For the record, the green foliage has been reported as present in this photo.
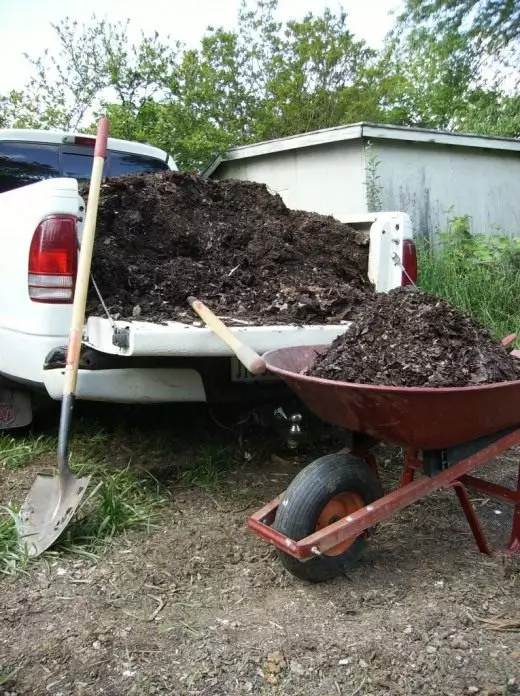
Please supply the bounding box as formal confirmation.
[179,444,239,489]
[417,215,520,339]
[455,90,520,137]
[364,141,383,212]
[375,25,480,130]
[1,0,519,170]
[0,427,166,574]
[403,0,520,52]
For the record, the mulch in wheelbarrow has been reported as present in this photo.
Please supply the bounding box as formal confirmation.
[307,287,520,387]
[82,171,372,325]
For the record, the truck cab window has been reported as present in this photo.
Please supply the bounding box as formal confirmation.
[0,143,60,193]
[62,151,94,183]
[62,149,169,181]
[108,152,169,177]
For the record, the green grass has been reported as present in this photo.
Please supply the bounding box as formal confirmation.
[0,424,168,575]
[0,410,245,574]
[0,667,19,687]
[0,434,55,469]
[178,443,239,489]
[416,234,520,341]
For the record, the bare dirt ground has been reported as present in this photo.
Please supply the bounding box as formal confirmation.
[1,405,519,696]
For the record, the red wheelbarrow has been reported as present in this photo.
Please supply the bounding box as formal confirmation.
[189,298,520,583]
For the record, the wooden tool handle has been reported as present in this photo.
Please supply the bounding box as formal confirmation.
[64,116,109,396]
[501,333,517,348]
[188,296,267,375]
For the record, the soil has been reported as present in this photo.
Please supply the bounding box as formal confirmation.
[82,171,372,326]
[1,405,520,696]
[308,287,520,387]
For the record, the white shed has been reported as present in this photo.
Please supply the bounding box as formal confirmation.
[203,123,520,238]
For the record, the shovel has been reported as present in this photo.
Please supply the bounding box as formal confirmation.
[187,296,267,375]
[16,116,109,557]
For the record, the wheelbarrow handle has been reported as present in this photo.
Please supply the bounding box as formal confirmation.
[188,296,267,376]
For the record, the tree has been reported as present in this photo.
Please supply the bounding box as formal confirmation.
[0,0,387,169]
[4,16,178,131]
[403,1,520,52]
[373,25,480,130]
[5,0,516,171]
[397,0,520,137]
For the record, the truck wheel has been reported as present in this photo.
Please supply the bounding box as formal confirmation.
[273,453,381,583]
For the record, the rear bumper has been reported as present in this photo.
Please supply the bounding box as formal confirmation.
[0,328,291,404]
[43,366,207,403]
[42,346,290,404]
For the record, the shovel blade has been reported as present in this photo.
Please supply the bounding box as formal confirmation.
[16,473,91,557]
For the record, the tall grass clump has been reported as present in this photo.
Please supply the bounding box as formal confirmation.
[417,214,520,340]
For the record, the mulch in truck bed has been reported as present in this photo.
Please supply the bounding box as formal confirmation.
[83,171,372,325]
[307,287,520,387]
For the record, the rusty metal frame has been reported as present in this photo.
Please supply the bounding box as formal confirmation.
[248,428,520,561]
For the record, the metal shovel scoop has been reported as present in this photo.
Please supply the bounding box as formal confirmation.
[16,117,109,557]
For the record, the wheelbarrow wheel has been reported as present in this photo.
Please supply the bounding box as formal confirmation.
[273,453,382,583]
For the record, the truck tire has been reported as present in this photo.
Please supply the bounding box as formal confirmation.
[273,453,381,583]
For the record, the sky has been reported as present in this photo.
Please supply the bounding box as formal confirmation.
[0,0,403,94]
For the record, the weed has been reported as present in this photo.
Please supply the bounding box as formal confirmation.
[417,215,520,340]
[0,434,54,469]
[0,667,19,686]
[0,506,28,576]
[53,461,165,553]
[0,424,168,573]
[179,444,239,489]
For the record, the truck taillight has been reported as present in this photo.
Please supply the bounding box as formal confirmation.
[401,239,418,286]
[28,215,78,303]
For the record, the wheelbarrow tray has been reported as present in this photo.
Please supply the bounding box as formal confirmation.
[263,345,520,450]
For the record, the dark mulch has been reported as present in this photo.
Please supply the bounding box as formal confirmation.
[307,287,520,387]
[82,171,372,325]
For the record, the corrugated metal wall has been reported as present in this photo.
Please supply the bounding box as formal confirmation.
[213,140,367,218]
[375,141,520,238]
[211,134,520,237]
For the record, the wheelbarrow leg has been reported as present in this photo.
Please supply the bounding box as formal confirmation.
[508,462,520,553]
[400,451,421,487]
[452,481,493,555]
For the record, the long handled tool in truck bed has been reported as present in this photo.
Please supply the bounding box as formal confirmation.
[16,117,109,557]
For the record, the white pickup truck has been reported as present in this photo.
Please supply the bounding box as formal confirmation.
[0,128,417,430]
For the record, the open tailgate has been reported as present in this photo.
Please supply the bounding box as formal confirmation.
[84,317,350,357]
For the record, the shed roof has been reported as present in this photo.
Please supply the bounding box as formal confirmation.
[203,122,520,177]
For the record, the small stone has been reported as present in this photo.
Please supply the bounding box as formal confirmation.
[426,645,437,655]
[338,658,350,666]
[92,640,101,650]
[290,661,305,675]
[450,636,469,650]
[467,688,479,694]
[359,659,368,668]
[404,625,413,634]
[132,305,141,317]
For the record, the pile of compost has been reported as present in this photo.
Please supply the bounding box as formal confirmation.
[307,287,520,387]
[83,171,372,325]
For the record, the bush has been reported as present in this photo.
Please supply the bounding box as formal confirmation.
[417,214,520,340]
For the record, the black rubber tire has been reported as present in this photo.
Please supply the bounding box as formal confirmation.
[273,453,382,583]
